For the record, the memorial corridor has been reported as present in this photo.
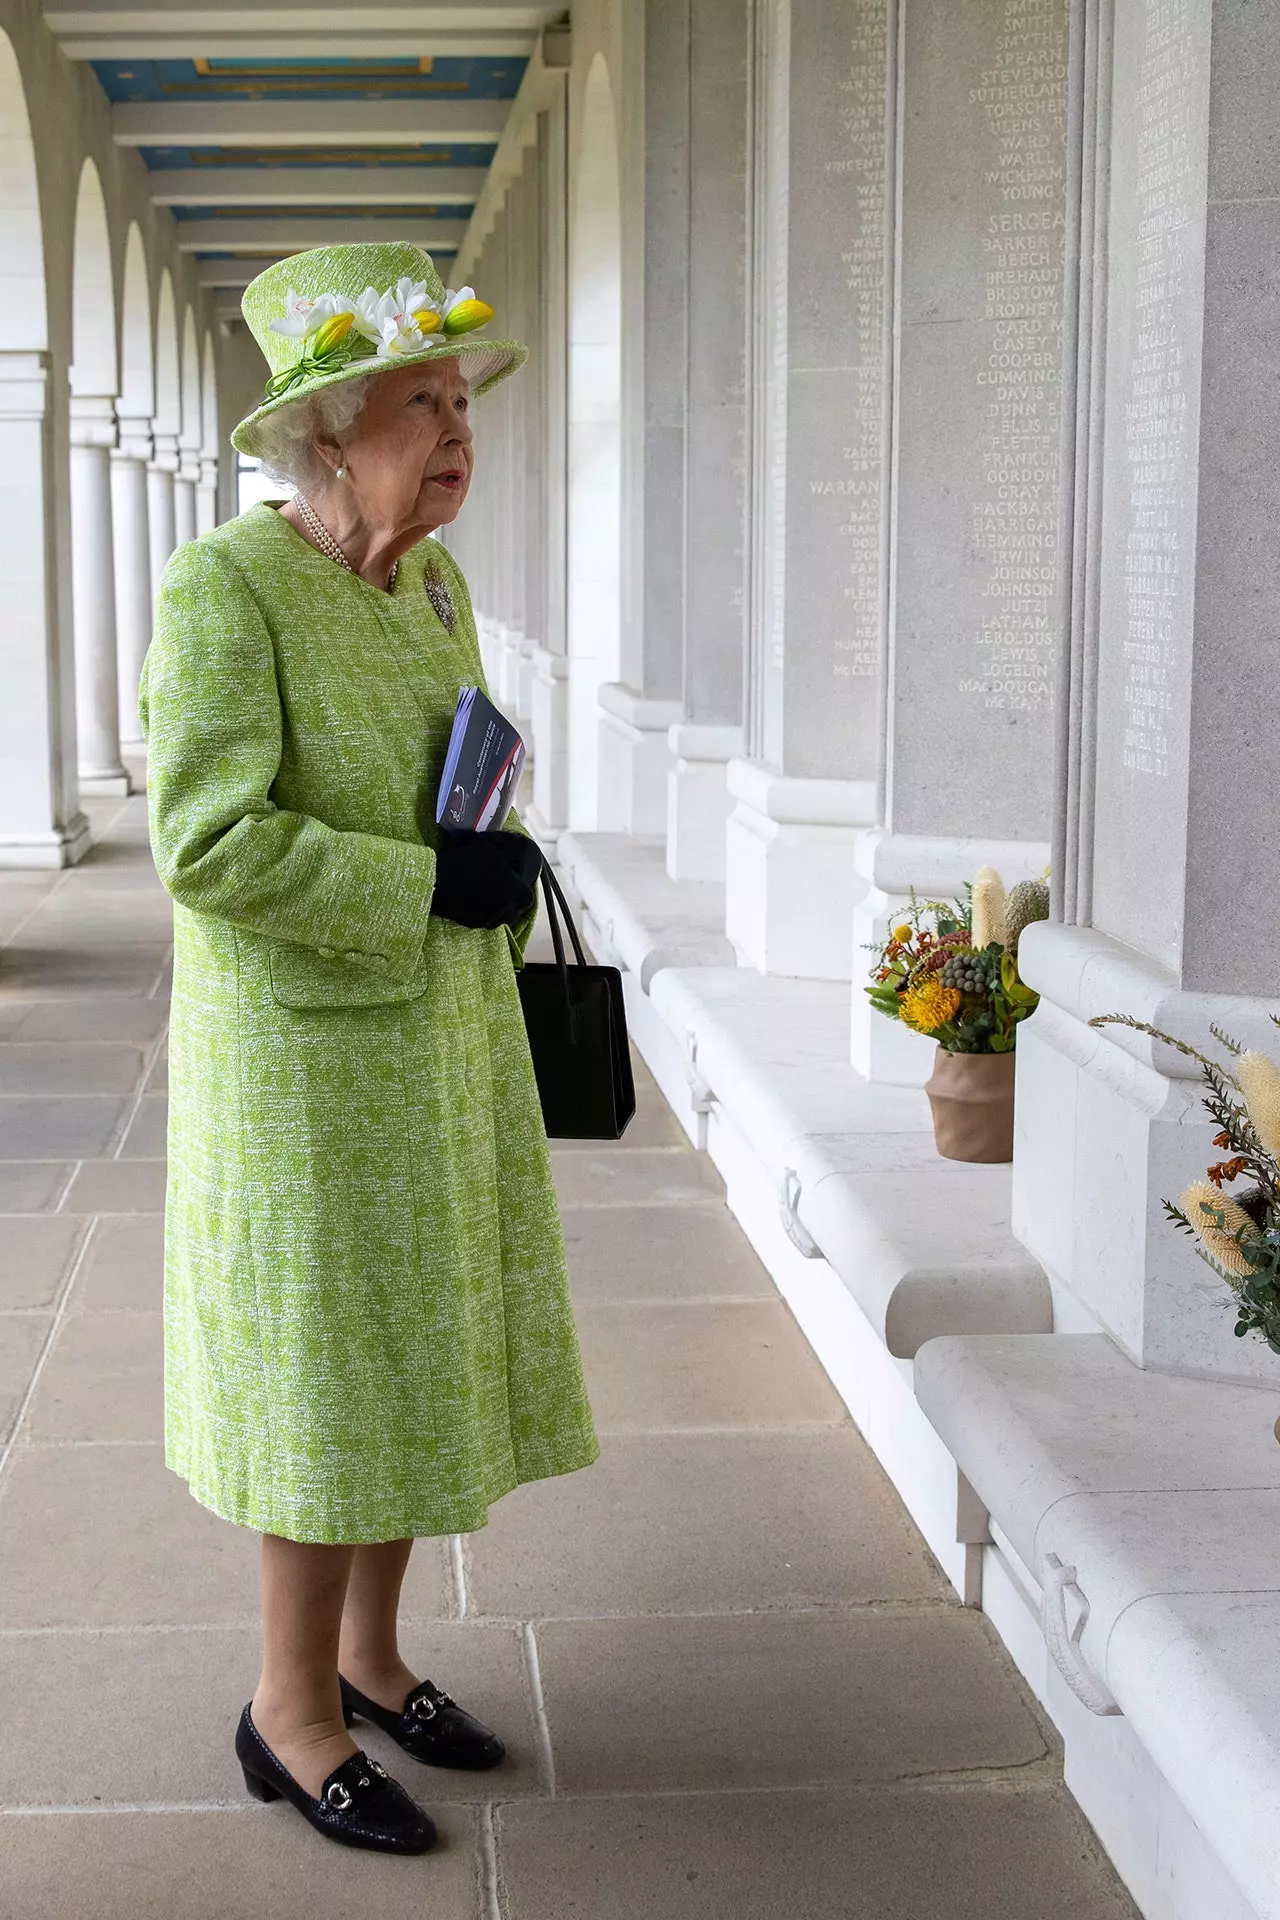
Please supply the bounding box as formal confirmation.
[1,2,1278,1916]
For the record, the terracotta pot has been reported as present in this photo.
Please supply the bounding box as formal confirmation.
[925,1046,1016,1163]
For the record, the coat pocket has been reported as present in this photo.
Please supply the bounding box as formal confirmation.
[267,940,431,1011]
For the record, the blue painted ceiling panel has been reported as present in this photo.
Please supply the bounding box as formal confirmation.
[94,56,526,103]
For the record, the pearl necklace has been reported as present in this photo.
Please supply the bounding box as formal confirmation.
[293,491,399,592]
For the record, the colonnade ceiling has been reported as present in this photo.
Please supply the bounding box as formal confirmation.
[42,0,570,324]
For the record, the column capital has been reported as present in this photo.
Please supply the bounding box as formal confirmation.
[149,431,180,475]
[113,413,152,464]
[177,444,202,485]
[69,392,118,451]
[0,350,49,422]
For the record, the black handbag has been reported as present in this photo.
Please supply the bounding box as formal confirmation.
[517,861,636,1140]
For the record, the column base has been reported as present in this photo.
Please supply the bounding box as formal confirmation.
[79,770,133,798]
[666,724,743,883]
[1014,922,1280,1385]
[596,684,682,834]
[529,647,570,834]
[724,759,876,979]
[849,831,1052,1084]
[0,813,93,869]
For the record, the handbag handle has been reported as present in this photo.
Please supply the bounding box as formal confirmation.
[536,857,590,972]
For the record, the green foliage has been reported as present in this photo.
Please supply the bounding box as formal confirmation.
[864,889,1040,1056]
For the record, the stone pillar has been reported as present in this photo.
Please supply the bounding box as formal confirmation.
[847,0,1066,1071]
[147,432,179,606]
[173,450,199,549]
[196,455,218,536]
[69,396,129,795]
[1013,0,1280,1385]
[0,352,90,866]
[726,0,891,975]
[111,417,153,751]
[663,0,751,882]
[528,99,573,840]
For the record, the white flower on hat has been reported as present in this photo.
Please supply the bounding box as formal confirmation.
[353,276,446,356]
[269,288,356,339]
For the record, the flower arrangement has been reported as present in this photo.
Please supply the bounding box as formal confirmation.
[264,277,496,399]
[865,868,1049,1054]
[1090,1014,1280,1352]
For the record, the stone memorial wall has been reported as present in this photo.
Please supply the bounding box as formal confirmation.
[754,0,890,780]
[1091,0,1208,972]
[888,0,1067,840]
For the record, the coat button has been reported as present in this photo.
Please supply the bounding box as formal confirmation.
[318,946,335,958]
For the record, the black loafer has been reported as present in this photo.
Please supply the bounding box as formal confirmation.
[339,1674,505,1771]
[235,1703,437,1854]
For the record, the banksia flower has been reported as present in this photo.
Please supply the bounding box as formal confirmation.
[900,979,962,1035]
[1238,1051,1280,1159]
[971,867,1007,950]
[1180,1181,1257,1277]
[1004,878,1050,957]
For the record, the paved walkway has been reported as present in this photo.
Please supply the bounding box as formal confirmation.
[0,793,1136,1919]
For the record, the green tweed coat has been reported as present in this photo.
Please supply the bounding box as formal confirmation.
[138,501,599,1544]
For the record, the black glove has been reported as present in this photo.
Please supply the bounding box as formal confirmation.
[432,830,543,931]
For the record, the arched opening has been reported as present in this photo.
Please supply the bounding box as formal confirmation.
[147,269,181,600]
[566,51,622,829]
[119,223,153,425]
[69,157,126,788]
[174,304,201,544]
[114,223,154,751]
[198,329,219,534]
[0,33,80,860]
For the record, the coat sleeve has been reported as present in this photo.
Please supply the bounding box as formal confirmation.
[138,538,437,985]
[431,539,542,968]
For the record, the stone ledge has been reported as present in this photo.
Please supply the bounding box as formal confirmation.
[915,1331,1280,1920]
[557,832,735,990]
[648,968,1051,1359]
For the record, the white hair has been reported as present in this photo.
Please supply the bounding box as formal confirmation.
[253,373,380,491]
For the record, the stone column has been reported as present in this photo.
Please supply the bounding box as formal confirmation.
[664,0,750,882]
[196,455,218,536]
[0,352,90,866]
[529,98,572,837]
[726,0,892,975]
[847,0,1066,1073]
[1013,0,1280,1385]
[173,448,199,549]
[147,432,179,606]
[69,396,129,795]
[111,416,153,752]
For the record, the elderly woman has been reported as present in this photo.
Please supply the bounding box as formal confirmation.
[138,244,599,1857]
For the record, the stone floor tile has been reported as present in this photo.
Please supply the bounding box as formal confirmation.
[0,1806,482,1920]
[145,1041,168,1091]
[463,1431,945,1619]
[118,1093,169,1159]
[0,1447,451,1631]
[0,1622,538,1807]
[534,1610,1047,1793]
[0,1043,147,1096]
[0,1096,129,1159]
[61,1159,166,1213]
[574,1301,848,1431]
[0,1315,49,1441]
[562,1203,773,1303]
[494,1784,1137,1920]
[0,1001,168,1044]
[0,1162,73,1213]
[21,1311,162,1443]
[0,947,170,997]
[72,1215,164,1312]
[19,892,176,946]
[0,1216,90,1310]
[552,1147,724,1209]
[0,1445,262,1628]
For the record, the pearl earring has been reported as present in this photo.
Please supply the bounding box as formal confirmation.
[335,464,347,480]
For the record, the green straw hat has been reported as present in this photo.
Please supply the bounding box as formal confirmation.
[230,242,527,459]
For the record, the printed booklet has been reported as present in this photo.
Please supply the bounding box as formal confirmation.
[436,686,526,833]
